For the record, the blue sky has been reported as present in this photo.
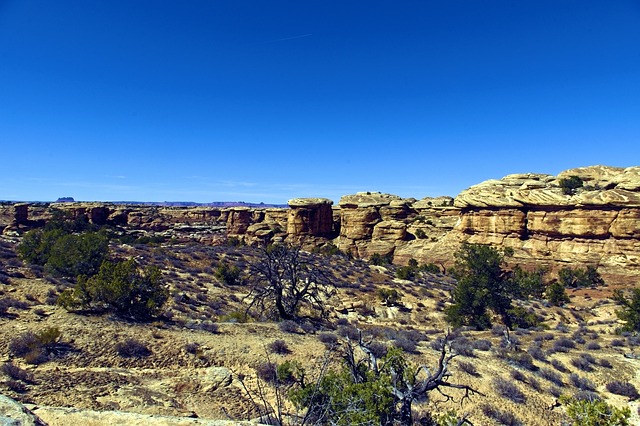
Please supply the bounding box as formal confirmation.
[1,1,639,203]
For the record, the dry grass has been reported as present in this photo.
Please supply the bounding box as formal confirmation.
[0,234,639,425]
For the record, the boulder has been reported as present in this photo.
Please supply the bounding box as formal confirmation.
[0,394,48,426]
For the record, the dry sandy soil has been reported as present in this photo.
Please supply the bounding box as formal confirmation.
[1,236,639,425]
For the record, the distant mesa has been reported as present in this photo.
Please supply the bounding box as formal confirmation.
[56,197,75,203]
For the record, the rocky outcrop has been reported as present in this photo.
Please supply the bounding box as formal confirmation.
[0,394,48,425]
[336,192,458,260]
[4,165,639,284]
[449,165,640,283]
[287,198,333,237]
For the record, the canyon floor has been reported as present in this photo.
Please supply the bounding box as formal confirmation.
[1,236,639,425]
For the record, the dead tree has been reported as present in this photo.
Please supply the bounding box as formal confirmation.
[245,244,336,321]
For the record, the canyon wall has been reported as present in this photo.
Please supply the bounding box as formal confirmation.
[2,165,639,283]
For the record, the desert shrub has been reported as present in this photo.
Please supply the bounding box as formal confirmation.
[214,262,241,286]
[558,175,584,195]
[599,358,612,368]
[527,345,547,362]
[569,373,596,391]
[369,252,392,266]
[606,381,640,399]
[451,338,475,357]
[337,324,360,340]
[457,360,479,376]
[115,339,151,357]
[1,362,34,383]
[0,297,30,316]
[613,288,640,333]
[318,332,338,348]
[256,361,277,384]
[481,404,523,426]
[561,395,630,425]
[558,265,604,289]
[58,258,167,320]
[199,321,219,333]
[546,282,570,306]
[585,341,601,350]
[184,342,200,354]
[268,339,291,355]
[377,288,402,306]
[493,377,526,403]
[611,338,625,347]
[510,369,526,382]
[553,337,575,352]
[5,379,27,393]
[571,356,594,372]
[534,332,555,342]
[472,339,492,351]
[393,337,417,354]
[279,320,300,334]
[506,352,537,371]
[550,358,569,373]
[539,367,564,387]
[9,327,62,364]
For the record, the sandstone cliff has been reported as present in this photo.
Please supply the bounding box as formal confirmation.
[3,165,639,284]
[449,165,640,283]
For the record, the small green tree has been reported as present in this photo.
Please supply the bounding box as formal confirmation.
[214,262,241,285]
[510,265,547,299]
[558,266,604,288]
[377,288,402,306]
[289,332,476,426]
[59,258,167,320]
[561,395,630,425]
[558,175,584,195]
[614,288,640,332]
[445,244,513,330]
[18,228,109,278]
[546,282,570,306]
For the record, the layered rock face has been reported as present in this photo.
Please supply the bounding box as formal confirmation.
[336,192,458,262]
[451,165,640,282]
[4,165,639,284]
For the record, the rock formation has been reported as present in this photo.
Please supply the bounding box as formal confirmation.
[449,165,640,283]
[3,165,639,284]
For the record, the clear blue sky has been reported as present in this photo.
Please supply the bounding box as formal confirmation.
[1,1,639,203]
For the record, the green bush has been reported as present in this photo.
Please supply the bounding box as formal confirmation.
[9,327,62,364]
[369,252,393,266]
[546,282,570,306]
[377,288,402,306]
[613,288,640,332]
[558,175,584,195]
[510,265,547,299]
[561,395,630,425]
[558,266,604,288]
[18,228,109,278]
[214,262,241,286]
[58,258,167,320]
[395,266,416,281]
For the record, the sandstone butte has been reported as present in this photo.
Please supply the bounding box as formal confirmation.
[2,165,639,285]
